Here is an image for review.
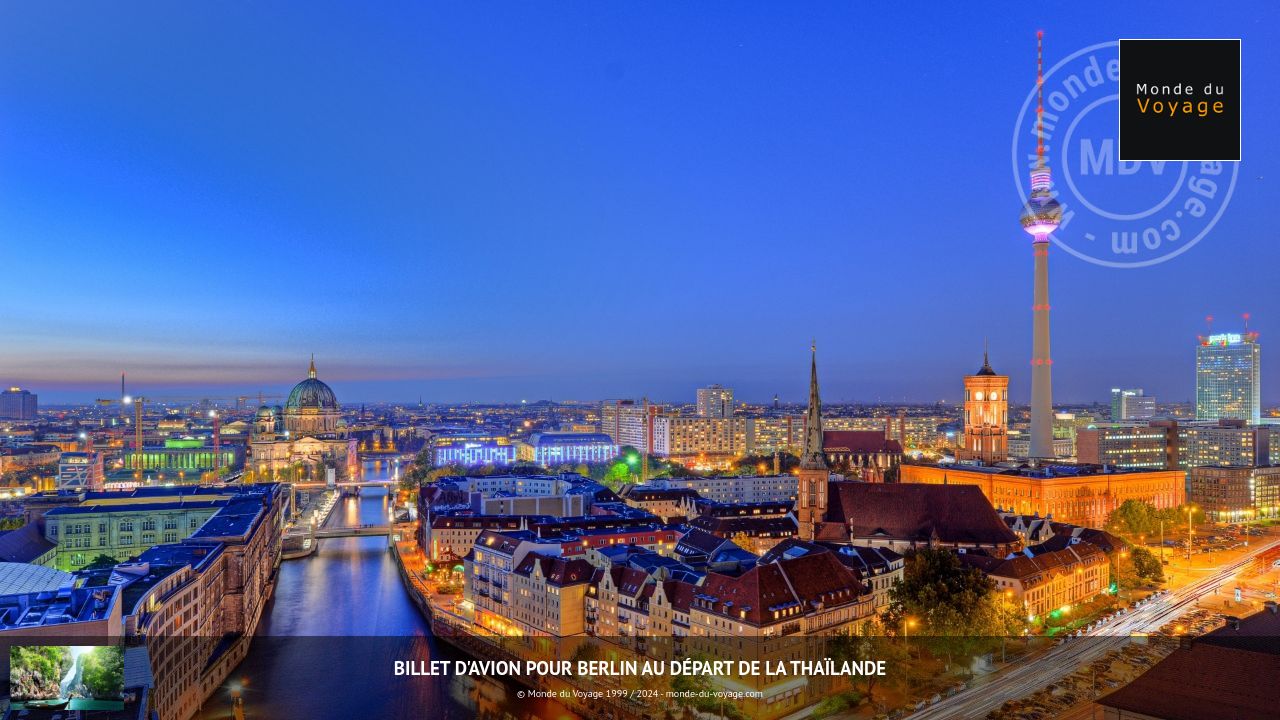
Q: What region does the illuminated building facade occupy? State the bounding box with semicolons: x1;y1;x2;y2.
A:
120;439;241;474
600;399;665;454
517;432;617;466
900;462;1184;528
958;353;1009;464
1196;331;1261;424
506;552;594;636
1189;465;1280;522
654;415;749;459
249;359;357;478
1111;388;1156;421
961;541;1108;621
429;433;518;467
696;384;734;418
0;387;37;420
1255;467;1280;520
42;486;236;570
283;356;341;436
641;474;797;504
748;415;803;455
57;451;105;490
1076;424;1174;469
1181;418;1272;469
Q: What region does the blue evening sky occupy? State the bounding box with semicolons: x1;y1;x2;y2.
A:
1;2;1276;405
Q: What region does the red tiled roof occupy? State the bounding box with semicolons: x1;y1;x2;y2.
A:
513;552;596;586
1097;642;1280;720
823;430;903;455
662;579;697;613
694;552;863;626
960;541;1105;585
826;482;1019;547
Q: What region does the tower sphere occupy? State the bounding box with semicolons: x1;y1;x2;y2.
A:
1020;193;1062;237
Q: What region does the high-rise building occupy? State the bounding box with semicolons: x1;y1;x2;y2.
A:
1019;32;1063;461
958;352;1009;464
796;345;828;541
1076;423;1173;469
599;399;665;454
1181;418;1271;469
0;387;38;420
696;385;734;418
1196;331;1261;424
1111;388;1156;421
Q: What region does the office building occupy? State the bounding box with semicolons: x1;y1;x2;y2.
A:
1188;465;1280;522
0;387;38;421
1182;419;1272;469
653;415;749;460
1076;423;1174;469
1111;388;1156;421
748;416;803;455
696;385;734;418
599;399;665;454
1196;331;1261;424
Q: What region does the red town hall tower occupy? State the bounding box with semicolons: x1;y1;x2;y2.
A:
958;352;1009;464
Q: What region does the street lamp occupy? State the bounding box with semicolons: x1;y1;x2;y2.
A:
1185;505;1197;566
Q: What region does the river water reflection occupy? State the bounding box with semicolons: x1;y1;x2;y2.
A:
195;461;579;720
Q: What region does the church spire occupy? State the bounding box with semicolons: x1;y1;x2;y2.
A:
308;354;317;379
800;341;827;470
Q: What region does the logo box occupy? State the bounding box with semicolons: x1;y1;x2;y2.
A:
1119;39;1240;161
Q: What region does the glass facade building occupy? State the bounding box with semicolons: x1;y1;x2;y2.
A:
1195;333;1260;425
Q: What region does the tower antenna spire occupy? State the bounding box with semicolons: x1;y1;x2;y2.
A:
1036;30;1045;166
1243;312;1250;334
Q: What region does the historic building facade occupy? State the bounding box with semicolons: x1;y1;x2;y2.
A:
248;358;357;479
958;352;1009;464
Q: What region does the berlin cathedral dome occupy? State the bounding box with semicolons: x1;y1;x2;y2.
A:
283;357;340;437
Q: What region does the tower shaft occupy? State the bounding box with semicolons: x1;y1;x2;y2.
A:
1029;241;1054;459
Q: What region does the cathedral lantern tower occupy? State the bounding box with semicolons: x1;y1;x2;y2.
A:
959;350;1009;464
796;343;830;541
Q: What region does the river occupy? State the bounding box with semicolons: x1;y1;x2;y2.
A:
195;460;578;720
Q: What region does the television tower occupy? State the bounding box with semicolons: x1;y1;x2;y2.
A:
1019;31;1063;461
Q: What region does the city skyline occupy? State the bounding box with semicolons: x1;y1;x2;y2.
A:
2;3;1278;405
